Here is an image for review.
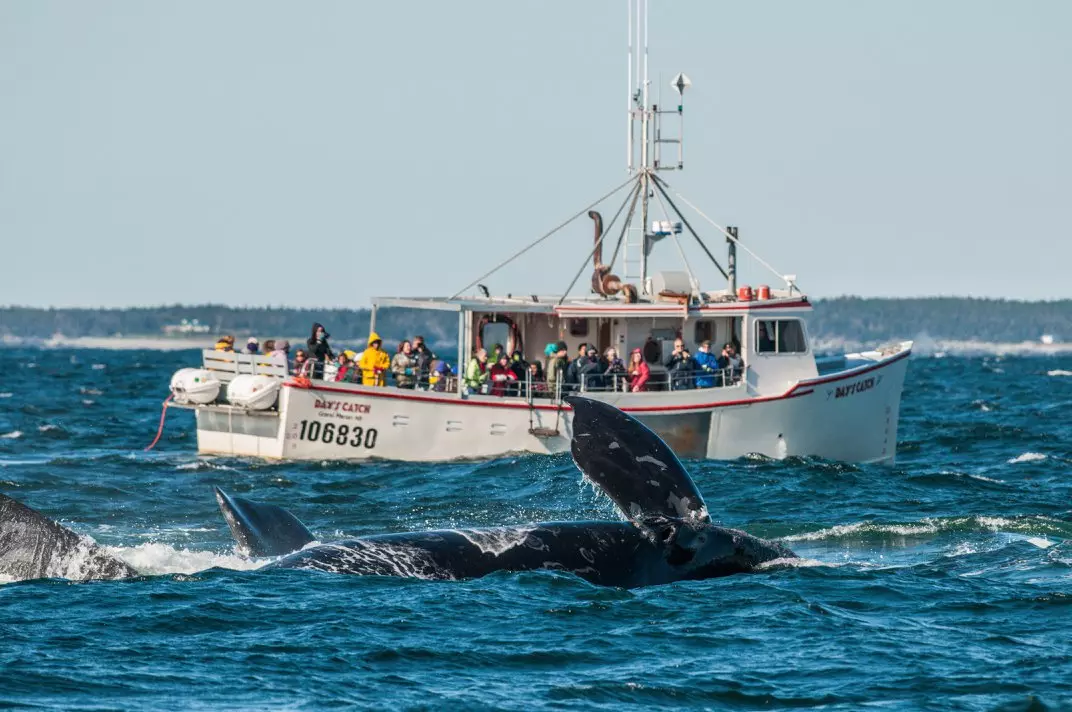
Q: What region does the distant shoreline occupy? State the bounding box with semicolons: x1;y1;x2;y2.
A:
1;335;215;351
2;334;1069;358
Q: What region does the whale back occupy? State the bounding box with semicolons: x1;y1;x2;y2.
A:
215;487;316;557
0;493;138;581
566;396;710;530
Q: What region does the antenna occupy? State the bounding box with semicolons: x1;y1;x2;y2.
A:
623;0;693;293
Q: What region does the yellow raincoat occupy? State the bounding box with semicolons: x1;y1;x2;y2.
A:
358;332;391;386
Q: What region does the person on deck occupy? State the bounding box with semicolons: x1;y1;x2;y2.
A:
544;341;568;396
306;323;334;379
412;336;435;388
508;351;527;397
464;348;490;394
722;342;743;383
527;361;547;397
429;361;453;392
358;333;391;386
628;348;650;393
565;343;590;392
604;348;627;391
577;346;604;391
214;335;235;352
245;337;259;355
293;349;311;377
335;350;357;382
489;353;518;397
269;339;290;366
664;338;695;390
391;340;418;389
693;340;721;388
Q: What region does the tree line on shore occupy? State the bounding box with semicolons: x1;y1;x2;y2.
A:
0;298;1068;346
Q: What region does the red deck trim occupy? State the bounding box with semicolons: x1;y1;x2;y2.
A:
695;299;811;312
551;299;811;314
283;347;909;414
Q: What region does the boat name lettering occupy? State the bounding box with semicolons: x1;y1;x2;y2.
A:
313;398;371;414
835;377;875;399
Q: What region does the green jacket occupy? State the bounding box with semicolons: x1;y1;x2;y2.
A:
464;357;490;390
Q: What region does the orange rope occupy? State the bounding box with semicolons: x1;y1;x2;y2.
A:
144;394;173;451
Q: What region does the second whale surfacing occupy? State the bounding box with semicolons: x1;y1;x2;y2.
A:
218;396;797;588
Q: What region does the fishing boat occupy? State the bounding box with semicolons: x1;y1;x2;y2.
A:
164;0;911;464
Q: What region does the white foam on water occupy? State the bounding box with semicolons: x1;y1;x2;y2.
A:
0;392;12;399
1026;537;1054;549
175;460;236;472
91;363;106;370
107;542;267;575
784;521;940;542
1047;369;1072;377
966;473;1005;484
1;431;23;440
757;556;834;570
37;424;59;432
1008;452;1047;464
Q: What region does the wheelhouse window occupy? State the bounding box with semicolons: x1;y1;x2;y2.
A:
756;319;807;354
568;319;589;337
694;320;713;344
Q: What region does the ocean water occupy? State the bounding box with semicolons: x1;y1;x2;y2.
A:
1;348;1071;711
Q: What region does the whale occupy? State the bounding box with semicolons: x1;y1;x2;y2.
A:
0;493;138;582
0;396;796;587
217;396;796;587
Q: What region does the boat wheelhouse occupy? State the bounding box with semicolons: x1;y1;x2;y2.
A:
165;0;911;464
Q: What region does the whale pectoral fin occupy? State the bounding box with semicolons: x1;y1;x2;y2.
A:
0;493;138;581
214;487;315;557
566;396;710;528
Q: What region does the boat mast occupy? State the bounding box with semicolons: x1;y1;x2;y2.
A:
626;0;687;295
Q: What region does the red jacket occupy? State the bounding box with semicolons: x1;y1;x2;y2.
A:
489;363;518;396
629;361;650;392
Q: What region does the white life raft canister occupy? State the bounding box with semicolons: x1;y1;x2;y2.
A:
226;374;280;410
169;368;221;405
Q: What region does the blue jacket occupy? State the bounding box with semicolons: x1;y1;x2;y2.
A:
692;350;721;388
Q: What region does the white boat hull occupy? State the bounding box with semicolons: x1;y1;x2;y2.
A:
189;346;911;465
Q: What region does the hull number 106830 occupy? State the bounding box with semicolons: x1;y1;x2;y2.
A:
296;420;378;449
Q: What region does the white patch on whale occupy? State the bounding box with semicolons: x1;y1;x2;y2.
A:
452;527;536;556
635;455;667;469
293;541;451;580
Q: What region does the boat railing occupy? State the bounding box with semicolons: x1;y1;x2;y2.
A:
578;367;743;393
201;350;289;383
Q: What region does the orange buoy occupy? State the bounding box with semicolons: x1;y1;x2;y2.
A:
757;284;771;300
737;285;753;301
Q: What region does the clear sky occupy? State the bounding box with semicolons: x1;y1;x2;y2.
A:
1;1;1069;308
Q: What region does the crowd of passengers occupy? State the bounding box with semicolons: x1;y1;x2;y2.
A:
213;325;743;398
213;324;453;390
461;337;742;397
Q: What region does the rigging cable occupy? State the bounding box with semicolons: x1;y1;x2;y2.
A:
662;179;795;290
650;174;728;280
450;174;638;300
650;182;699;291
